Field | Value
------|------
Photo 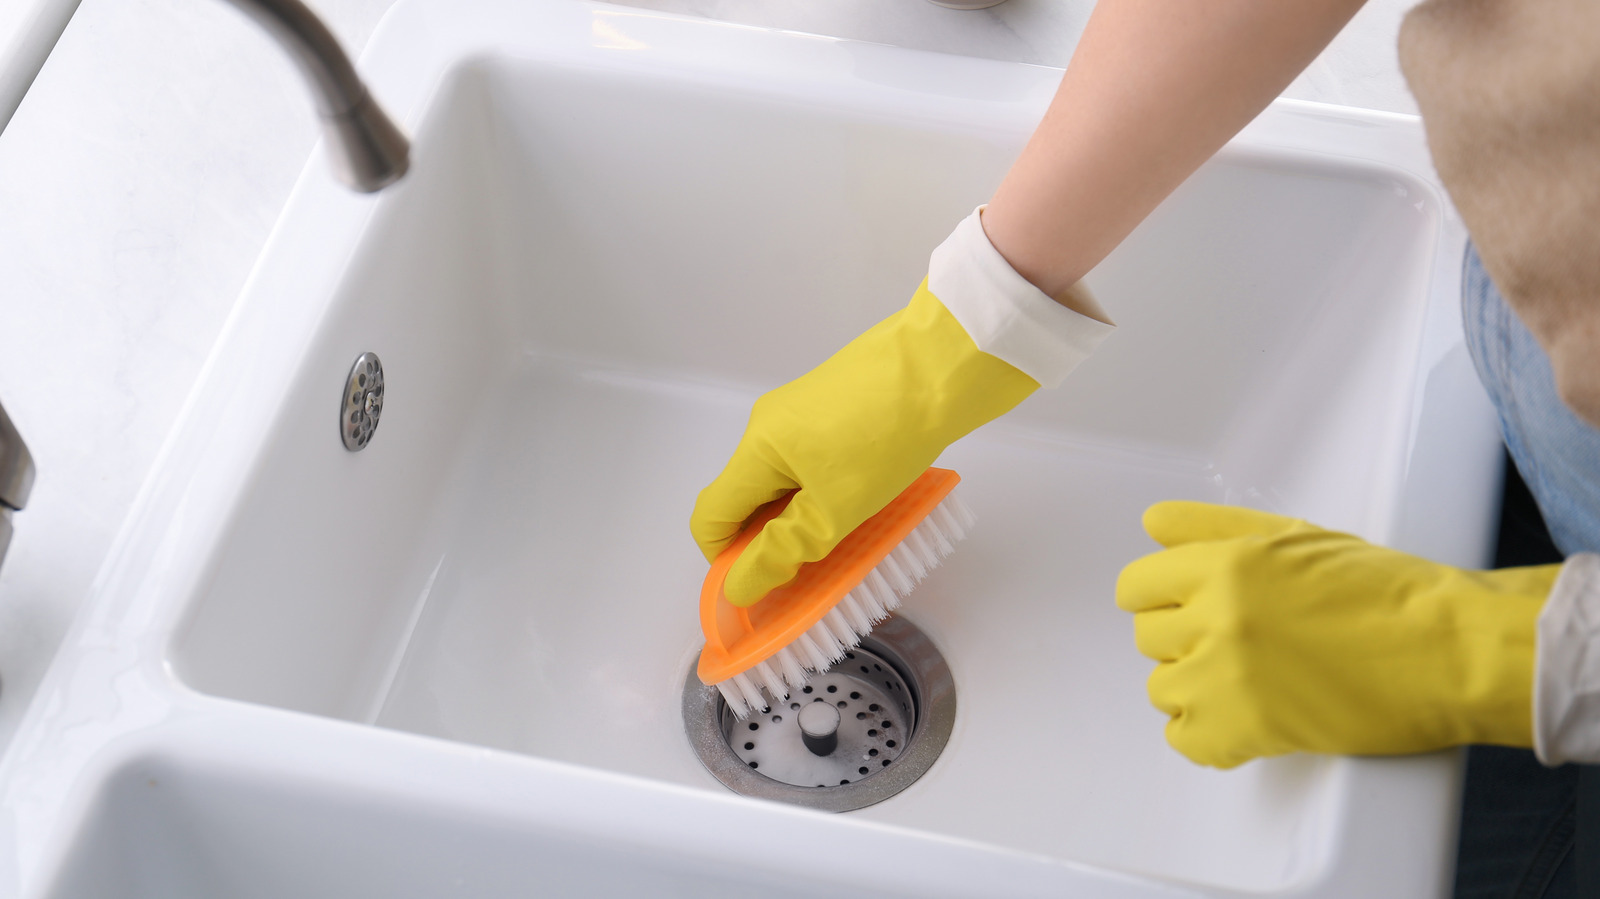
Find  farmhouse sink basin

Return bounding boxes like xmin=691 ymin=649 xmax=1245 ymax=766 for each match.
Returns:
xmin=1 ymin=2 xmax=1501 ymax=896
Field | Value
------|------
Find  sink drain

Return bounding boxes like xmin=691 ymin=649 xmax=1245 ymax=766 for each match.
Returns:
xmin=683 ymin=615 xmax=955 ymax=812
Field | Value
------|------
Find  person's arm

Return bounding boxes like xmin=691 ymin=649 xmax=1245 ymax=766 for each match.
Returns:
xmin=693 ymin=0 xmax=1368 ymax=605
xmin=984 ymin=0 xmax=1368 ymax=317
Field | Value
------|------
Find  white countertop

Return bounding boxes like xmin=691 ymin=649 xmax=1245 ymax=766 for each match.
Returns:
xmin=0 ymin=0 xmax=1418 ymax=754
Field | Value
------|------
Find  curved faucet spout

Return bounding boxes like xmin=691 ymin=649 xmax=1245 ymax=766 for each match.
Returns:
xmin=223 ymin=0 xmax=409 ymax=192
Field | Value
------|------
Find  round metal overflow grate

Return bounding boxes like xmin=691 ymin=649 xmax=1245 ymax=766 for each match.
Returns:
xmin=341 ymin=352 xmax=384 ymax=451
xmin=683 ymin=615 xmax=955 ymax=812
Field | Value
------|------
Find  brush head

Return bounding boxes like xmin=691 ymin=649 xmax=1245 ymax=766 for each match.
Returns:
xmin=698 ymin=468 xmax=974 ymax=718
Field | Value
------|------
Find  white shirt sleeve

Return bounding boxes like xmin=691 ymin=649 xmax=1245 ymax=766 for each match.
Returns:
xmin=927 ymin=206 xmax=1116 ymax=389
xmin=1534 ymin=552 xmax=1600 ymax=765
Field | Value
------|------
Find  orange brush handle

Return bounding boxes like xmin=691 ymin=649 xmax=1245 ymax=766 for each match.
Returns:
xmin=697 ymin=467 xmax=960 ymax=685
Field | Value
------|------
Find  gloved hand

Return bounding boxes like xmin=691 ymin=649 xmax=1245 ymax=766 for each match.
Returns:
xmin=690 ymin=279 xmax=1037 ymax=605
xmin=1116 ymin=501 xmax=1557 ymax=769
xmin=692 ymin=208 xmax=1113 ymax=606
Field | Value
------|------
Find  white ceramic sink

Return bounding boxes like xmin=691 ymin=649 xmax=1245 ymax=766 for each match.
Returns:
xmin=1 ymin=2 xmax=1503 ymax=896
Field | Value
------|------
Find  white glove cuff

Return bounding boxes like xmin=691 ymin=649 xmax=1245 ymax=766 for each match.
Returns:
xmin=927 ymin=206 xmax=1115 ymax=389
xmin=1534 ymin=552 xmax=1600 ymax=765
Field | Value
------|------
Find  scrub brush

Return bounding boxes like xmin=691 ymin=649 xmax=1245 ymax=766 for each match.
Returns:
xmin=698 ymin=467 xmax=974 ymax=718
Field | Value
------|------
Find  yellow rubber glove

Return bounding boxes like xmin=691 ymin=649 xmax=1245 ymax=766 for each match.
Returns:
xmin=1116 ymin=501 xmax=1556 ymax=769
xmin=691 ymin=279 xmax=1037 ymax=606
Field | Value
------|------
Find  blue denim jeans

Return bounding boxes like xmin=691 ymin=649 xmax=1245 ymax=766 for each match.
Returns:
xmin=1463 ymin=244 xmax=1600 ymax=559
xmin=1457 ymin=242 xmax=1599 ymax=898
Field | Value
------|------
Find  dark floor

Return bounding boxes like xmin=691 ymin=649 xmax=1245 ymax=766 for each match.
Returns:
xmin=1454 ymin=453 xmax=1591 ymax=899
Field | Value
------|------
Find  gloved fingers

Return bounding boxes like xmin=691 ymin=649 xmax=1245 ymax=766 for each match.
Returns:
xmin=1147 ymin=668 xmax=1243 ymax=770
xmin=723 ymin=487 xmax=847 ymax=607
xmin=1171 ymin=710 xmax=1254 ymax=767
xmin=1150 ymin=665 xmax=1261 ymax=770
xmin=1114 ymin=542 xmax=1221 ymax=612
xmin=1142 ymin=501 xmax=1300 ymax=548
xmin=691 ymin=440 xmax=796 ymax=564
xmin=1144 ymin=653 xmax=1253 ymax=768
xmin=1130 ymin=607 xmax=1201 ymax=662
xmin=1163 ymin=713 xmax=1249 ymax=770
xmin=1144 ymin=660 xmax=1189 ymax=720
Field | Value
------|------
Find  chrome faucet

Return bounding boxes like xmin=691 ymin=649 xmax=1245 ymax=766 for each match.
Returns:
xmin=0 ymin=404 xmax=33 ymax=576
xmin=0 ymin=1 xmax=408 ymax=580
xmin=223 ymin=0 xmax=410 ymax=192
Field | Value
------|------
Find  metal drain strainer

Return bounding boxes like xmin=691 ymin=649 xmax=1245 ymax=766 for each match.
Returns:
xmin=726 ymin=648 xmax=914 ymax=788
xmin=683 ymin=615 xmax=955 ymax=812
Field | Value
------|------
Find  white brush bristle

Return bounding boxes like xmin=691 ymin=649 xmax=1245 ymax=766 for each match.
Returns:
xmin=715 ymin=488 xmax=973 ymax=718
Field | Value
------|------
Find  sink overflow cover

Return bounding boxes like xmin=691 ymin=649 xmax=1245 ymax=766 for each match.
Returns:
xmin=341 ymin=352 xmax=385 ymax=451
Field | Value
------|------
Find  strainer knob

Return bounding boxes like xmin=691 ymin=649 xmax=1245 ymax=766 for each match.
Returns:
xmin=798 ymin=702 xmax=841 ymax=756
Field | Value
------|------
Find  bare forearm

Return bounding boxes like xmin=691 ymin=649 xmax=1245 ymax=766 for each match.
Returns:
xmin=983 ymin=0 xmax=1366 ymax=312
